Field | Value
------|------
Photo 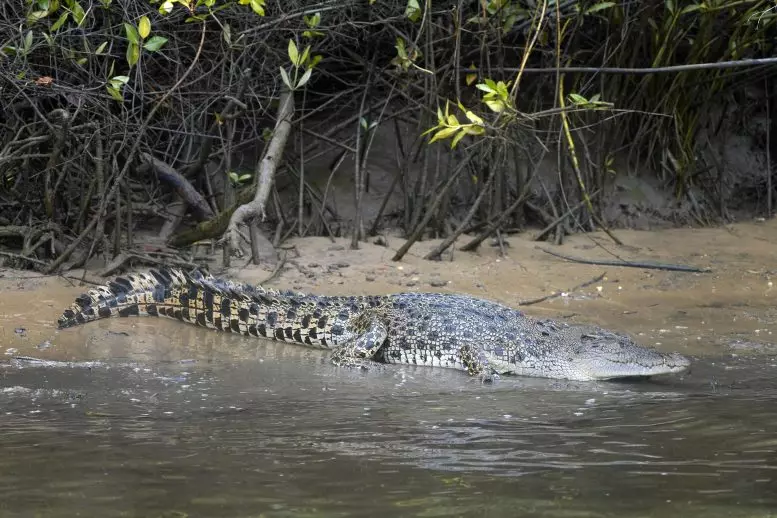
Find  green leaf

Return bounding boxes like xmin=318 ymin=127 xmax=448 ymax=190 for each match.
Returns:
xmin=159 ymin=1 xmax=173 ymax=14
xmin=23 ymin=31 xmax=33 ymax=53
xmin=95 ymin=41 xmax=108 ymax=54
xmin=405 ymin=0 xmax=421 ymax=22
xmin=71 ymin=0 xmax=85 ymax=25
xmin=476 ymin=83 xmax=494 ymax=93
xmin=76 ymin=57 xmax=87 ymax=65
xmin=143 ymin=35 xmax=167 ymax=52
xmin=112 ymin=75 xmax=130 ymax=84
xmin=464 ymin=111 xmax=483 ymax=125
xmin=27 ymin=10 xmax=48 ymax=24
xmin=138 ymin=16 xmax=151 ymax=39
xmin=288 ymin=39 xmax=299 ymax=66
xmin=50 ymin=12 xmax=69 ymax=31
xmin=483 ymin=99 xmax=504 ymax=113
xmin=238 ymin=174 xmax=252 ymax=182
xmin=228 ymin=171 xmax=239 ymax=183
xmin=429 ymin=126 xmax=459 ymax=144
xmin=297 ymin=67 xmax=312 ymax=88
xmin=451 ymin=129 xmax=467 ymax=149
xmin=300 ymin=46 xmax=310 ymax=66
xmin=568 ymin=93 xmax=587 ymax=104
xmin=106 ymin=85 xmax=123 ymax=102
xmin=126 ymin=41 xmax=140 ymax=67
xmin=307 ymin=54 xmax=322 ymax=68
xmin=584 ymin=2 xmax=615 ymax=15
xmin=124 ymin=23 xmax=139 ymax=45
xmin=680 ymin=4 xmax=701 ymax=14
xmin=248 ymin=0 xmax=265 ymax=16
xmin=279 ymin=66 xmax=292 ymax=89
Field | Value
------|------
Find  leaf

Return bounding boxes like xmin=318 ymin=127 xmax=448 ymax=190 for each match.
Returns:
xmin=159 ymin=1 xmax=173 ymax=14
xmin=279 ymin=66 xmax=292 ymax=89
xmin=238 ymin=174 xmax=252 ymax=182
xmin=138 ymin=16 xmax=151 ymax=39
xmin=451 ymin=129 xmax=467 ymax=149
xmin=23 ymin=31 xmax=33 ymax=53
xmin=112 ymin=75 xmax=130 ymax=84
xmin=228 ymin=171 xmax=239 ymax=184
xmin=446 ymin=113 xmax=459 ymax=126
xmin=484 ymin=99 xmax=504 ymax=113
xmin=124 ymin=23 xmax=139 ymax=45
xmin=584 ymin=2 xmax=615 ymax=15
xmin=143 ymin=36 xmax=167 ymax=52
xmin=465 ymin=64 xmax=477 ymax=86
xmin=680 ymin=4 xmax=701 ymax=14
xmin=475 ymin=83 xmax=494 ymax=93
xmin=464 ymin=125 xmax=485 ymax=136
xmin=308 ymin=54 xmax=322 ymax=68
xmin=72 ymin=1 xmax=85 ymax=25
xmin=249 ymin=0 xmax=265 ymax=16
xmin=288 ymin=39 xmax=299 ymax=66
xmin=27 ymin=10 xmax=48 ymax=24
xmin=297 ymin=67 xmax=312 ymax=88
xmin=429 ymin=126 xmax=459 ymax=144
xmin=106 ymin=85 xmax=123 ymax=102
xmin=464 ymin=111 xmax=483 ymax=125
xmin=126 ymin=41 xmax=140 ymax=67
xmin=436 ymin=106 xmax=443 ymax=122
xmin=223 ymin=23 xmax=231 ymax=45
xmin=76 ymin=57 xmax=87 ymax=65
xmin=568 ymin=93 xmax=587 ymax=105
xmin=300 ymin=46 xmax=310 ymax=66
xmin=405 ymin=0 xmax=421 ymax=22
xmin=50 ymin=12 xmax=69 ymax=31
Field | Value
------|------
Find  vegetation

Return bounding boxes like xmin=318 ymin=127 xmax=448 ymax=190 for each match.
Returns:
xmin=1 ymin=0 xmax=776 ymax=273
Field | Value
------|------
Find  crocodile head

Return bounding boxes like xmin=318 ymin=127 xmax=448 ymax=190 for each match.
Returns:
xmin=562 ymin=329 xmax=691 ymax=381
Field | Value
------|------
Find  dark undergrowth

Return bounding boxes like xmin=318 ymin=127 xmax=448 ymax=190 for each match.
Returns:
xmin=1 ymin=0 xmax=776 ymax=274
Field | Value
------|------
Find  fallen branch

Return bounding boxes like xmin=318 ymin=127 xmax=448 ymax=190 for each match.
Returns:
xmin=538 ymin=247 xmax=711 ymax=273
xmin=140 ymin=152 xmax=215 ymax=221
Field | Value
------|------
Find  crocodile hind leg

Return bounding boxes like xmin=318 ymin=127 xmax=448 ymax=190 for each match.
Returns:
xmin=330 ymin=320 xmax=388 ymax=370
xmin=458 ymin=344 xmax=500 ymax=383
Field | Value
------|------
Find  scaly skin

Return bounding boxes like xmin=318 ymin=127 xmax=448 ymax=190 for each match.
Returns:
xmin=56 ymin=268 xmax=691 ymax=381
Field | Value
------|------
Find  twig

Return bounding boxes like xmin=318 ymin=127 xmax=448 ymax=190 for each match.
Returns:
xmin=517 ymin=272 xmax=606 ymax=306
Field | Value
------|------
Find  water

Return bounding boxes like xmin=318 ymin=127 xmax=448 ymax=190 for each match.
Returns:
xmin=2 ymin=325 xmax=776 ymax=518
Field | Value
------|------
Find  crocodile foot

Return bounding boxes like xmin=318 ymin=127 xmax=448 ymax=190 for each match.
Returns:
xmin=330 ymin=345 xmax=374 ymax=371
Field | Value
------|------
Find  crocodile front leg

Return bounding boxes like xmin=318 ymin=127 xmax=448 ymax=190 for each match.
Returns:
xmin=330 ymin=319 xmax=388 ymax=370
xmin=458 ymin=343 xmax=500 ymax=383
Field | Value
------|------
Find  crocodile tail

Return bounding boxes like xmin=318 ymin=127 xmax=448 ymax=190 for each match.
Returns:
xmin=57 ymin=267 xmax=276 ymax=329
xmin=57 ymin=268 xmax=198 ymax=329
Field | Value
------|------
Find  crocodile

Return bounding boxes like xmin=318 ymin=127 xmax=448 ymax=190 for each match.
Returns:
xmin=56 ymin=268 xmax=690 ymax=381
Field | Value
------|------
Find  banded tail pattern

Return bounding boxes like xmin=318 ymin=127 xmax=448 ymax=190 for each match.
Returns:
xmin=56 ymin=268 xmax=374 ymax=349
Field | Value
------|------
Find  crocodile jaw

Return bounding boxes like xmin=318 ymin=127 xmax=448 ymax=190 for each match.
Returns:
xmin=567 ymin=350 xmax=691 ymax=381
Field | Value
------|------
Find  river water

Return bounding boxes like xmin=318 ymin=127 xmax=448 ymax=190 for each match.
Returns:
xmin=2 ymin=311 xmax=776 ymax=517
